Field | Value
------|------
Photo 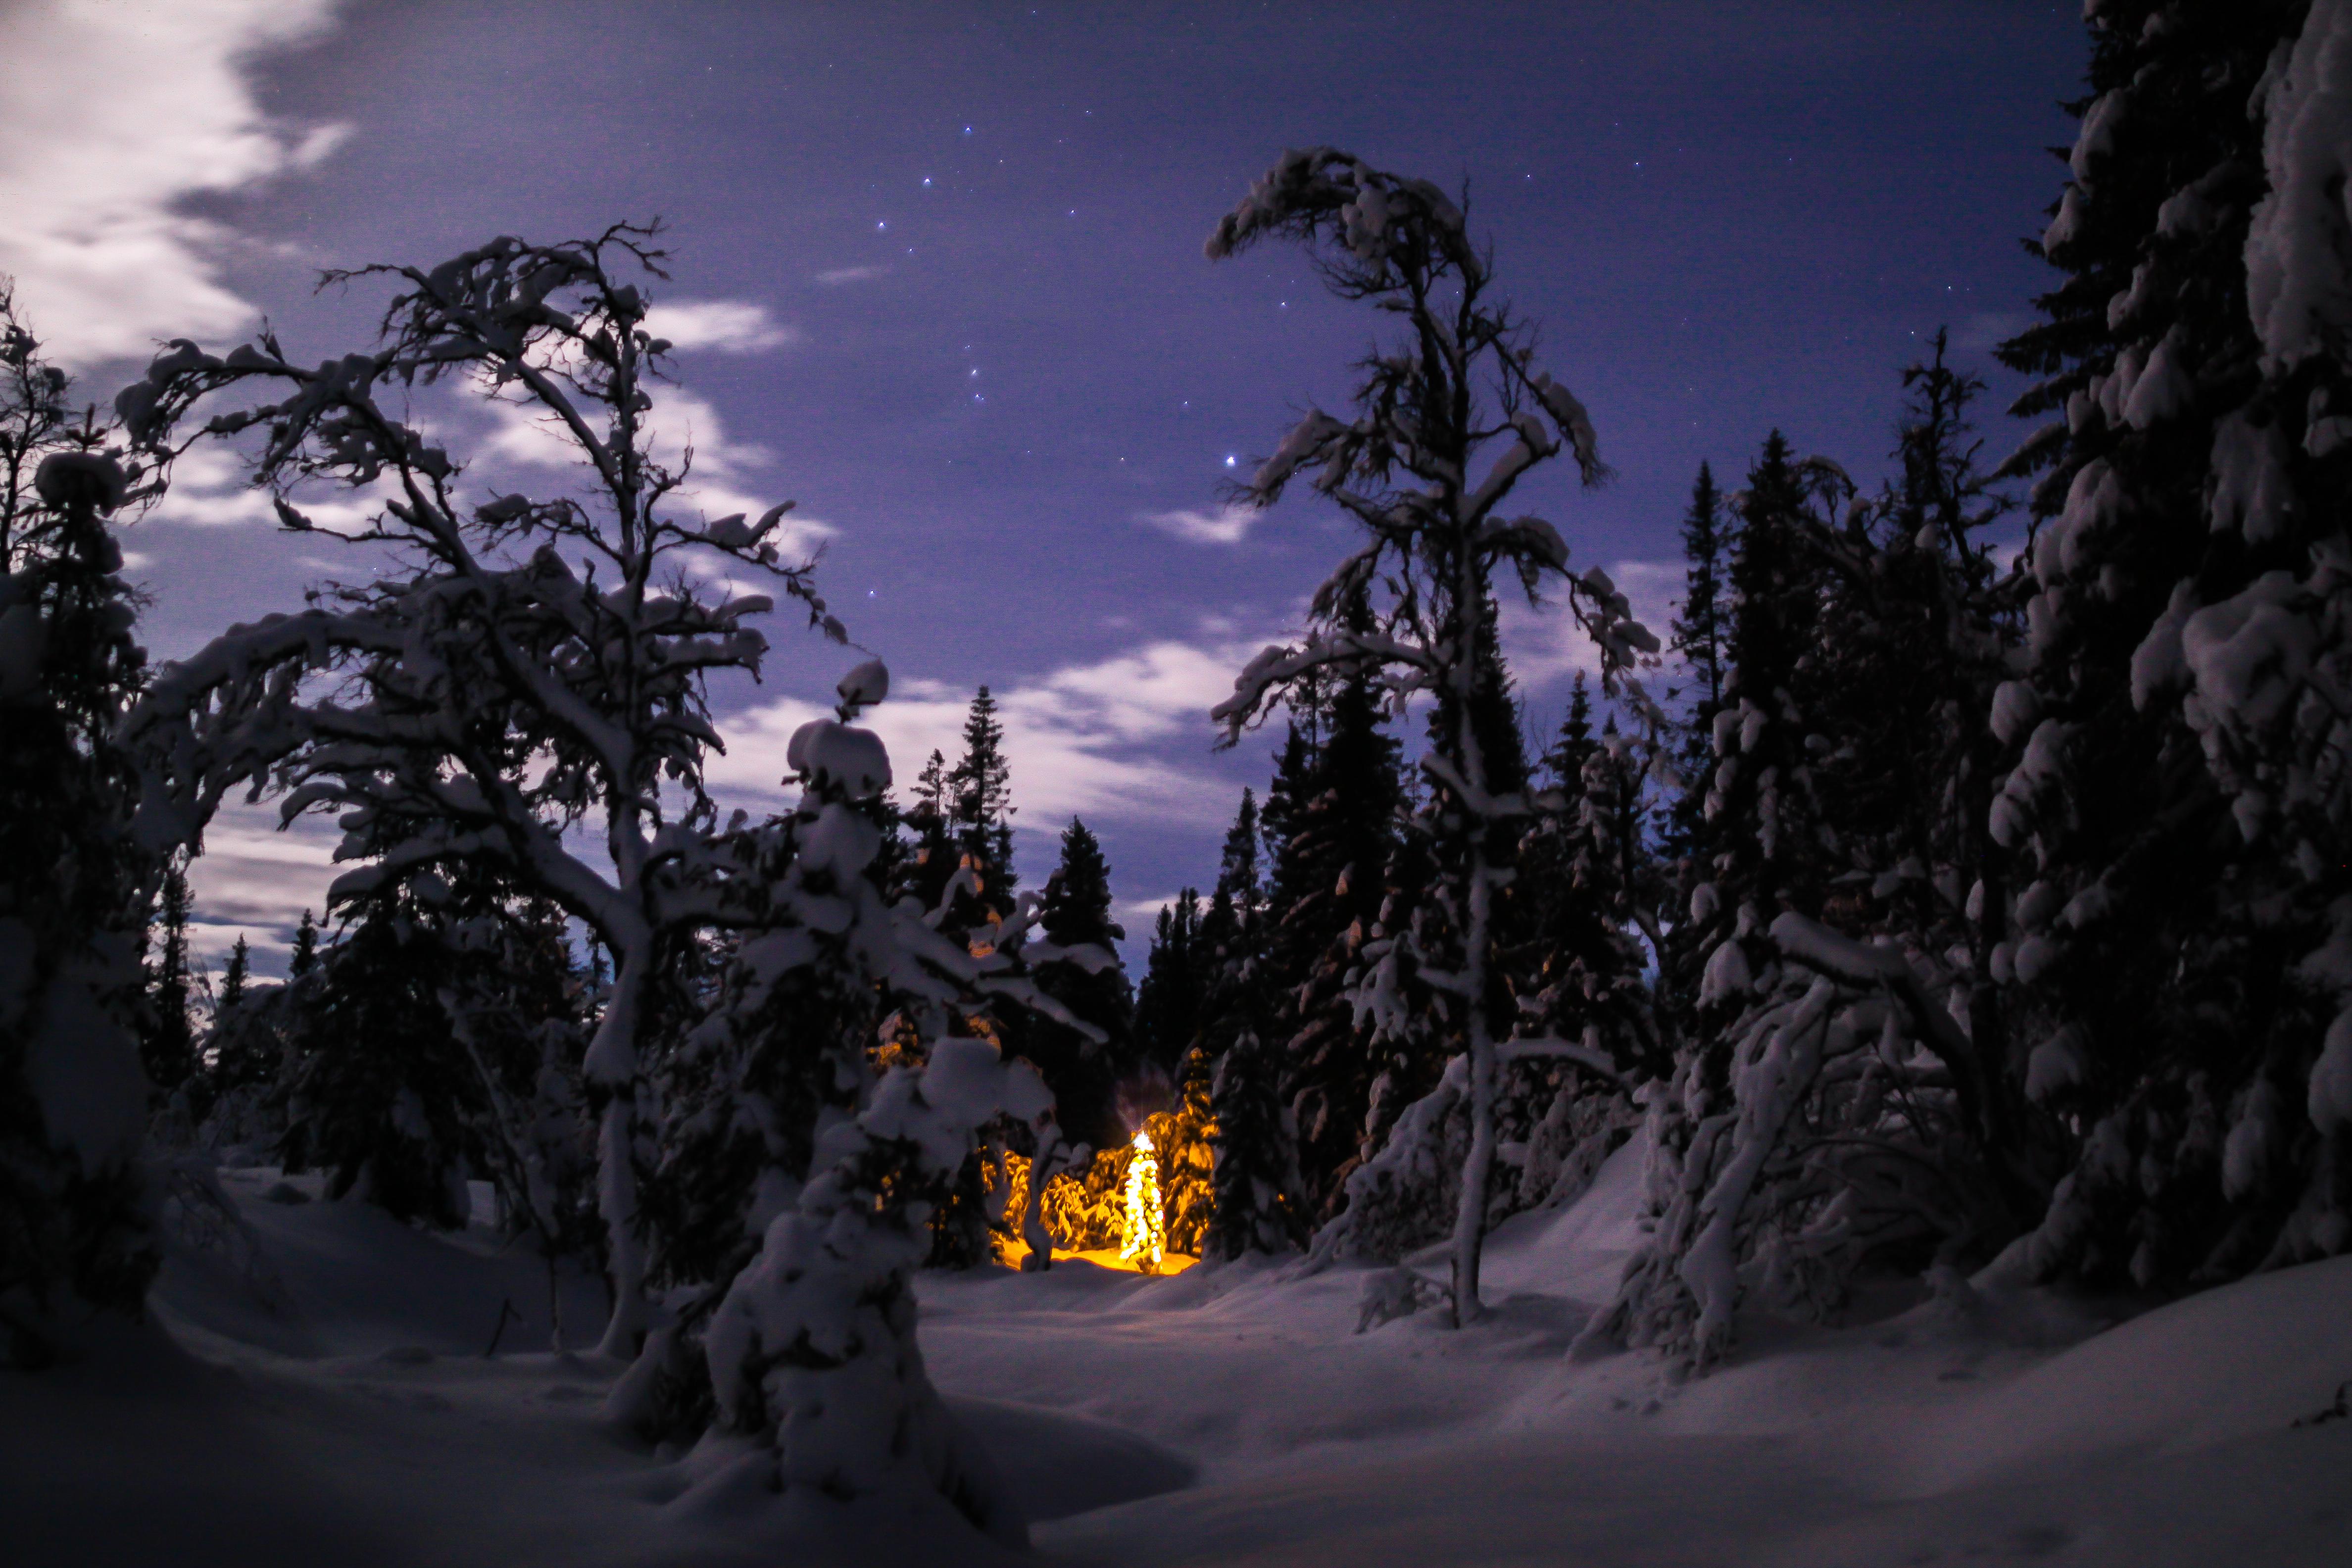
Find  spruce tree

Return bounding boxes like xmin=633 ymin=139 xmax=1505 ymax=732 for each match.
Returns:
xmin=279 ymin=884 xmax=475 ymax=1227
xmin=896 ymin=749 xmax=959 ymax=916
xmin=1188 ymin=789 xmax=1307 ymax=1256
xmin=217 ymin=934 xmax=248 ymax=1014
xmin=918 ymin=689 xmax=1031 ymax=1267
xmin=1587 ymin=345 xmax=2040 ymax=1370
xmin=1670 ymin=463 xmax=1733 ymax=718
xmin=1133 ymin=891 xmax=1204 ymax=1070
xmin=143 ymin=855 xmax=196 ymax=1101
xmin=948 ymin=687 xmax=1018 ymax=921
xmin=0 ymin=316 xmax=157 ymax=1361
xmin=289 ymin=909 xmax=319 ymax=978
xmin=1026 ymin=819 xmax=1137 ymax=1152
xmin=1265 ymin=603 xmax=1406 ymax=1218
xmin=1979 ymin=0 xmax=2350 ymax=1288
xmin=1662 ymin=463 xmax=1736 ymax=1021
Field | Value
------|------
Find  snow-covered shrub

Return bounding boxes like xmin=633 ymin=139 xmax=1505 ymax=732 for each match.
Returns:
xmin=1307 ymin=1054 xmax=1469 ymax=1268
xmin=659 ymin=674 xmax=1095 ymax=1541
xmin=1580 ymin=916 xmax=2001 ymax=1372
xmin=700 ymin=1035 xmax=1048 ymax=1546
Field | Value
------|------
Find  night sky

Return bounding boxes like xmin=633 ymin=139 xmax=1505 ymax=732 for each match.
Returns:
xmin=0 ymin=0 xmax=2084 ymax=972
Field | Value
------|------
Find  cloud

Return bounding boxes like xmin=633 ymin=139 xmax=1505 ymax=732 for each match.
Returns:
xmin=0 ymin=0 xmax=345 ymax=369
xmin=814 ymin=265 xmax=887 ymax=286
xmin=1140 ymin=501 xmax=1259 ymax=546
xmin=144 ymin=441 xmax=393 ymax=534
xmin=1954 ymin=311 xmax=2028 ymax=353
xmin=480 ymin=387 xmax=833 ymax=557
xmin=704 ymin=636 xmax=1261 ymax=831
xmin=1494 ymin=558 xmax=1684 ymax=691
xmin=643 ymin=298 xmax=798 ymax=354
xmin=181 ymin=797 xmax=346 ymax=972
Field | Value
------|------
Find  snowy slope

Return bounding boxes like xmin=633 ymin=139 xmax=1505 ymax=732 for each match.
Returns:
xmin=3 ymin=1149 xmax=2347 ymax=1566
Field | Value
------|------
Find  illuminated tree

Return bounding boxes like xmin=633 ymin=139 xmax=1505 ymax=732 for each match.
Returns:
xmin=1119 ymin=1129 xmax=1166 ymax=1271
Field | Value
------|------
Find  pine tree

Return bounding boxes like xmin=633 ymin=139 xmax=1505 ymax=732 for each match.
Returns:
xmin=1512 ymin=681 xmax=1657 ymax=1188
xmin=217 ymin=935 xmax=248 ymax=1014
xmin=115 ymin=226 xmax=844 ymax=1358
xmin=1207 ymin=1023 xmax=1306 ymax=1258
xmin=1976 ymin=0 xmax=2351 ymax=1289
xmin=289 ymin=909 xmax=319 ymax=979
xmin=948 ymin=687 xmax=1018 ymax=921
xmin=143 ymin=855 xmax=197 ymax=1101
xmin=0 ymin=309 xmax=157 ymax=1362
xmin=1670 ymin=462 xmax=1733 ymax=718
xmin=1662 ymin=463 xmax=1736 ymax=1021
xmin=279 ymin=879 xmax=476 ymax=1228
xmin=1586 ymin=343 xmax=2037 ymax=1370
xmin=1133 ymin=891 xmax=1204 ymax=1070
xmin=1264 ymin=603 xmax=1407 ymax=1218
xmin=1669 ymin=433 xmax=1842 ymax=1014
xmin=1026 ymin=819 xmax=1136 ymax=1152
xmin=896 ymin=749 xmax=960 ymax=916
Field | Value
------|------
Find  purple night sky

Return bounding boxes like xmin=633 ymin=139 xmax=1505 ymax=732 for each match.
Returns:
xmin=0 ymin=1 xmax=2083 ymax=973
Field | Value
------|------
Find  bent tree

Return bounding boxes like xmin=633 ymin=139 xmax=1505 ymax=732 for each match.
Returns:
xmin=116 ymin=227 xmax=837 ymax=1356
xmin=1205 ymin=149 xmax=1657 ymax=1323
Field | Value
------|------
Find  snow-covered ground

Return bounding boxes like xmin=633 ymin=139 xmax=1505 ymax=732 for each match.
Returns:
xmin=4 ymin=1146 xmax=2348 ymax=1566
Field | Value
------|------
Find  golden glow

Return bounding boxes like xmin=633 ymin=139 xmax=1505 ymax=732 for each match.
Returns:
xmin=1119 ymin=1128 xmax=1166 ymax=1272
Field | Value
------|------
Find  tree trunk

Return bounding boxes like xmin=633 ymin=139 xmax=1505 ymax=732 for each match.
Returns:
xmin=586 ymin=948 xmax=651 ymax=1360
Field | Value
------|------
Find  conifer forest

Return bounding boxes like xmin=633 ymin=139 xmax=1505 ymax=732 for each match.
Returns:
xmin=3 ymin=3 xmax=2351 ymax=1564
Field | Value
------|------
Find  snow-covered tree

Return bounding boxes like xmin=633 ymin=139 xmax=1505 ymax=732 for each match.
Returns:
xmin=438 ymin=894 xmax=597 ymax=1289
xmin=113 ymin=226 xmax=840 ymax=1356
xmin=1980 ymin=0 xmax=2352 ymax=1287
xmin=0 ymin=302 xmax=159 ymax=1364
xmin=636 ymin=664 xmax=1091 ymax=1545
xmin=1583 ymin=343 xmax=2034 ymax=1371
xmin=1207 ymin=148 xmax=1657 ymax=1323
xmin=1660 ymin=463 xmax=1735 ymax=1021
xmin=1508 ymin=686 xmax=1659 ymax=1205
xmin=1206 ymin=1024 xmax=1307 ymax=1258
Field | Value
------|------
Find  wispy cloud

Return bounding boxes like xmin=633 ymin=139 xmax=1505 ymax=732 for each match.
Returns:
xmin=145 ymin=442 xmax=392 ymax=534
xmin=1140 ymin=501 xmax=1258 ymax=546
xmin=643 ymin=298 xmax=798 ymax=354
xmin=814 ymin=265 xmax=887 ymax=286
xmin=705 ymin=636 xmax=1261 ymax=831
xmin=1953 ymin=310 xmax=2027 ymax=353
xmin=0 ymin=0 xmax=345 ymax=368
xmin=1494 ymin=558 xmax=1683 ymax=691
xmin=481 ymin=387 xmax=833 ymax=557
xmin=181 ymin=799 xmax=345 ymax=973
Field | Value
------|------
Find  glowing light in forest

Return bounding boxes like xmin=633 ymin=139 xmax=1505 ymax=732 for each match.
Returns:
xmin=1120 ymin=1129 xmax=1165 ymax=1272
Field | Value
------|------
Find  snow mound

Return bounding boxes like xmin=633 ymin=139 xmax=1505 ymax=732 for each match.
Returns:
xmin=1906 ymin=1254 xmax=2352 ymax=1490
xmin=947 ymin=1395 xmax=1197 ymax=1521
xmin=1474 ymin=1127 xmax=1648 ymax=1304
